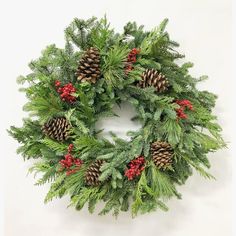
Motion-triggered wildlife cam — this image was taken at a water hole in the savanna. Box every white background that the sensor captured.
[0,0,233,236]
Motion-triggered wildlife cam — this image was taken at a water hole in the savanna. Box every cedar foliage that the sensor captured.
[8,17,225,217]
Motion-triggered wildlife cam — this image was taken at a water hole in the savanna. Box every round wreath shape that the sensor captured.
[9,17,225,217]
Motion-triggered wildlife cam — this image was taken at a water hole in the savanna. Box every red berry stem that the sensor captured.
[59,144,83,176]
[55,80,77,103]
[175,99,194,119]
[125,48,141,74]
[125,156,145,180]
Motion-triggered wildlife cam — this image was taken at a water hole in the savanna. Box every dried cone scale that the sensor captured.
[42,117,71,142]
[85,160,105,186]
[151,141,173,169]
[76,47,101,83]
[138,68,169,93]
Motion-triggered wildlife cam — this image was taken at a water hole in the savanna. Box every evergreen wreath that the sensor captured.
[9,17,226,217]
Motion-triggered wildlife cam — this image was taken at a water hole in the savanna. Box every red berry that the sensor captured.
[55,82,77,103]
[55,80,61,87]
[125,156,145,180]
[175,99,193,119]
[125,48,141,73]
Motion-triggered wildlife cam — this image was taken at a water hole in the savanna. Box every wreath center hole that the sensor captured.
[95,102,142,141]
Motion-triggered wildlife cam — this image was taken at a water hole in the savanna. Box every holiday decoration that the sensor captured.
[55,81,77,103]
[9,17,225,217]
[175,99,194,119]
[138,68,169,92]
[42,117,71,141]
[151,141,173,169]
[125,48,140,73]
[125,156,145,180]
[76,47,101,83]
[85,160,105,186]
[59,144,83,176]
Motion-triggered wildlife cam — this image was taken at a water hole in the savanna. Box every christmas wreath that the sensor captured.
[9,17,225,217]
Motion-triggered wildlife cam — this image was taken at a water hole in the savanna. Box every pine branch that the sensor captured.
[44,173,66,203]
[161,119,182,146]
[23,93,63,122]
[28,161,58,186]
[40,138,68,154]
[148,162,180,199]
[65,17,97,50]
[131,170,168,217]
[180,153,215,179]
[101,45,129,88]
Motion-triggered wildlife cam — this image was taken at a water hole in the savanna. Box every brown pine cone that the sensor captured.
[85,160,105,186]
[42,117,71,142]
[138,68,169,93]
[76,47,101,83]
[151,141,173,169]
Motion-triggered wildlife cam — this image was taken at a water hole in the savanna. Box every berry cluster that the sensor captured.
[55,80,76,103]
[125,156,145,180]
[175,99,193,119]
[59,144,83,176]
[125,48,140,73]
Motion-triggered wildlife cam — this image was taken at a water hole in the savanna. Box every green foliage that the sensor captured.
[65,17,98,50]
[9,17,225,217]
[101,45,129,88]
[161,119,182,146]
[8,119,44,159]
[44,173,67,203]
[28,161,58,186]
[131,169,169,217]
[23,94,64,123]
[40,138,68,155]
[148,162,180,199]
[123,21,147,47]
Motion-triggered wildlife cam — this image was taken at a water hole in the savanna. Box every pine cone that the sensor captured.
[42,117,71,142]
[76,47,101,83]
[138,69,169,92]
[85,160,105,186]
[151,141,173,169]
